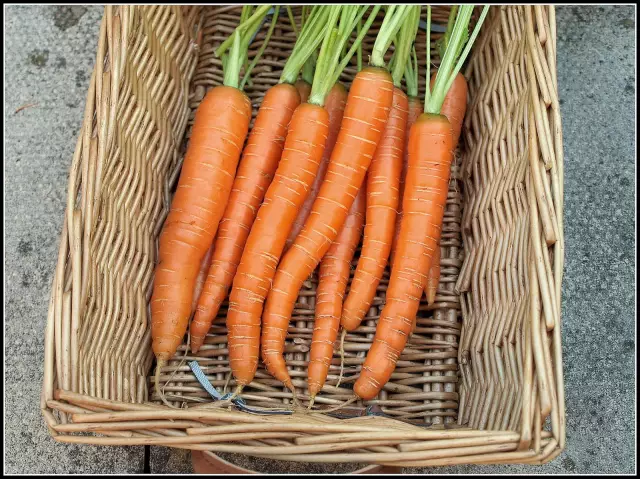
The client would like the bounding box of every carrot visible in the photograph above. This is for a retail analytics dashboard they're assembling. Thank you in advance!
[295,80,312,103]
[261,6,409,392]
[390,45,422,268]
[191,242,214,314]
[354,5,489,401]
[284,82,348,253]
[293,6,315,104]
[430,72,468,149]
[150,7,274,373]
[339,87,407,331]
[189,7,330,354]
[307,185,366,401]
[227,6,373,395]
[340,8,419,335]
[425,240,441,306]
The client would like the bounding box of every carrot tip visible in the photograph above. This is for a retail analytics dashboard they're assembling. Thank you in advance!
[307,395,316,412]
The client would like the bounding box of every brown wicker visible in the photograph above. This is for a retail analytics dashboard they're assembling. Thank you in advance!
[41,5,565,468]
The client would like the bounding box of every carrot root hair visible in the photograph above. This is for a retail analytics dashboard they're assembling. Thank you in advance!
[316,395,358,414]
[307,395,316,411]
[154,359,174,409]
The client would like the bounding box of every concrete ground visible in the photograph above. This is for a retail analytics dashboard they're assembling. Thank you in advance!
[4,5,636,474]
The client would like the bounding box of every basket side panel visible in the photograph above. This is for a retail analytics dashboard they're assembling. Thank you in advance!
[43,5,202,410]
[457,4,565,455]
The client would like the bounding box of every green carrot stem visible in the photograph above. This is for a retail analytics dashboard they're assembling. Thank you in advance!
[301,51,316,84]
[424,6,432,108]
[426,5,490,114]
[330,5,381,85]
[216,5,271,58]
[280,6,330,85]
[404,45,419,98]
[444,6,489,94]
[356,18,363,72]
[391,5,420,87]
[371,5,411,68]
[286,6,298,37]
[240,6,280,90]
[223,25,244,89]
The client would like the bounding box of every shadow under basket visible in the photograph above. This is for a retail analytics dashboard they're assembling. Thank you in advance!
[42,5,566,469]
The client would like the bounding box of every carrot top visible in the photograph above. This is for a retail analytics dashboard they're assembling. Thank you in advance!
[308,6,381,106]
[280,6,332,85]
[389,6,421,88]
[239,7,281,90]
[370,6,413,68]
[404,45,419,99]
[425,5,490,115]
[215,5,274,89]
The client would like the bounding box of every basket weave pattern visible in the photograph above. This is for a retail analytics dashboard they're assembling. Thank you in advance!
[42,5,565,467]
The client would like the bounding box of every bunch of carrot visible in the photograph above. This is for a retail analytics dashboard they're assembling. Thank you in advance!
[150,5,489,408]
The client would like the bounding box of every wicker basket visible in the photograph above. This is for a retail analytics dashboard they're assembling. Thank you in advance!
[41,5,565,468]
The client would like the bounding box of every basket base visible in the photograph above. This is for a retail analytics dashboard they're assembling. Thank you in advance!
[191,451,402,474]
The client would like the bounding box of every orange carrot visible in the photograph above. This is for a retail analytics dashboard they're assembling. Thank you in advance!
[261,6,394,392]
[151,6,274,387]
[189,83,300,353]
[189,7,332,354]
[354,5,489,401]
[308,188,366,400]
[191,242,214,314]
[226,102,329,392]
[262,67,394,389]
[227,6,378,395]
[295,80,312,103]
[425,240,441,305]
[307,184,366,401]
[390,96,422,266]
[285,82,348,253]
[151,85,252,364]
[340,86,408,332]
[355,113,453,400]
[430,71,467,149]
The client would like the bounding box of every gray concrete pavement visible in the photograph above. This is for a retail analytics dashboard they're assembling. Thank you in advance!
[4,5,636,474]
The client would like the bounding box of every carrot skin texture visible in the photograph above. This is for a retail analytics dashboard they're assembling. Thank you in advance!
[308,185,366,398]
[354,113,454,401]
[295,80,312,104]
[285,83,348,253]
[190,84,301,353]
[226,103,330,387]
[191,242,215,314]
[390,96,422,267]
[425,240,441,305]
[430,71,468,148]
[261,67,394,387]
[341,87,408,332]
[151,86,251,361]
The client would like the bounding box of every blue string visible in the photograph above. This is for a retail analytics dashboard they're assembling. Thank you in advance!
[188,360,292,415]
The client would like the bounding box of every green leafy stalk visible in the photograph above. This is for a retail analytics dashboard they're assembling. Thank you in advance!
[301,51,317,84]
[216,5,271,58]
[404,45,419,99]
[286,6,298,37]
[424,5,432,108]
[426,5,490,114]
[330,5,381,86]
[219,5,273,89]
[371,5,411,68]
[240,7,280,90]
[309,5,379,105]
[356,18,363,72]
[279,6,331,85]
[391,5,421,87]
